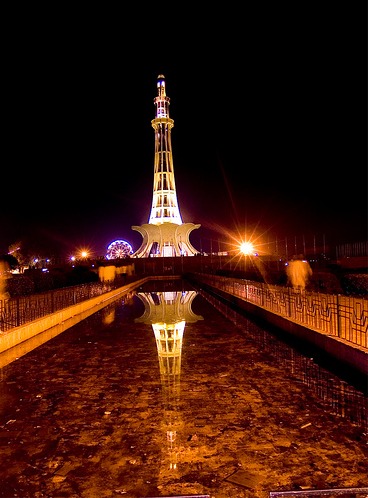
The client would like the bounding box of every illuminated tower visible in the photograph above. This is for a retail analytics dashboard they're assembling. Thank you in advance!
[135,286,203,472]
[132,74,200,258]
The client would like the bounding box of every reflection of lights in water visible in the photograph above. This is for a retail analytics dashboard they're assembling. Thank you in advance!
[135,289,203,472]
[167,430,176,443]
[103,309,115,325]
[102,294,133,326]
[167,430,177,470]
[202,289,367,431]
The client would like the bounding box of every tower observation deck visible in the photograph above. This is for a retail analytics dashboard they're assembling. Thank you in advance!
[132,75,200,258]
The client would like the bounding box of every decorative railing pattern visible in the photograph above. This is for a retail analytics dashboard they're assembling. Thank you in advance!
[0,280,125,332]
[190,273,368,350]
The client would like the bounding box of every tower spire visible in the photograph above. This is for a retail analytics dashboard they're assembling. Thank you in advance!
[131,74,200,258]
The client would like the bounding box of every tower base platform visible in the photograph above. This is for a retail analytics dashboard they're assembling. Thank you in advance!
[131,222,201,258]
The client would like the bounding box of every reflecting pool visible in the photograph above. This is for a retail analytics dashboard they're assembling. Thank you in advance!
[0,279,367,498]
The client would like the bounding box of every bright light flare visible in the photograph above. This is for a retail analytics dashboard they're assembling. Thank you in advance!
[240,241,254,255]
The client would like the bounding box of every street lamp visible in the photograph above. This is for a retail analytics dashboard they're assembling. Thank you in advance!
[239,241,255,274]
[240,242,254,256]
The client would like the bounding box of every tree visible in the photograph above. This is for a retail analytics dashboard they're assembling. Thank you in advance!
[0,253,19,271]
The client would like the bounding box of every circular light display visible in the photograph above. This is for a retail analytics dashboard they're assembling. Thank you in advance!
[106,240,133,259]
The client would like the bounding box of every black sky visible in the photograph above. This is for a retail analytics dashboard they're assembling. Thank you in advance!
[1,5,366,258]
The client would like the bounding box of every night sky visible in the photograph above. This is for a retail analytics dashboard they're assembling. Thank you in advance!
[1,5,366,259]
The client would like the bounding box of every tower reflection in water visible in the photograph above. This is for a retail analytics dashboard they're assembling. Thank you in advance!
[135,283,203,471]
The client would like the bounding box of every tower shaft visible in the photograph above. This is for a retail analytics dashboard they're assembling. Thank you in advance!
[149,75,182,225]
